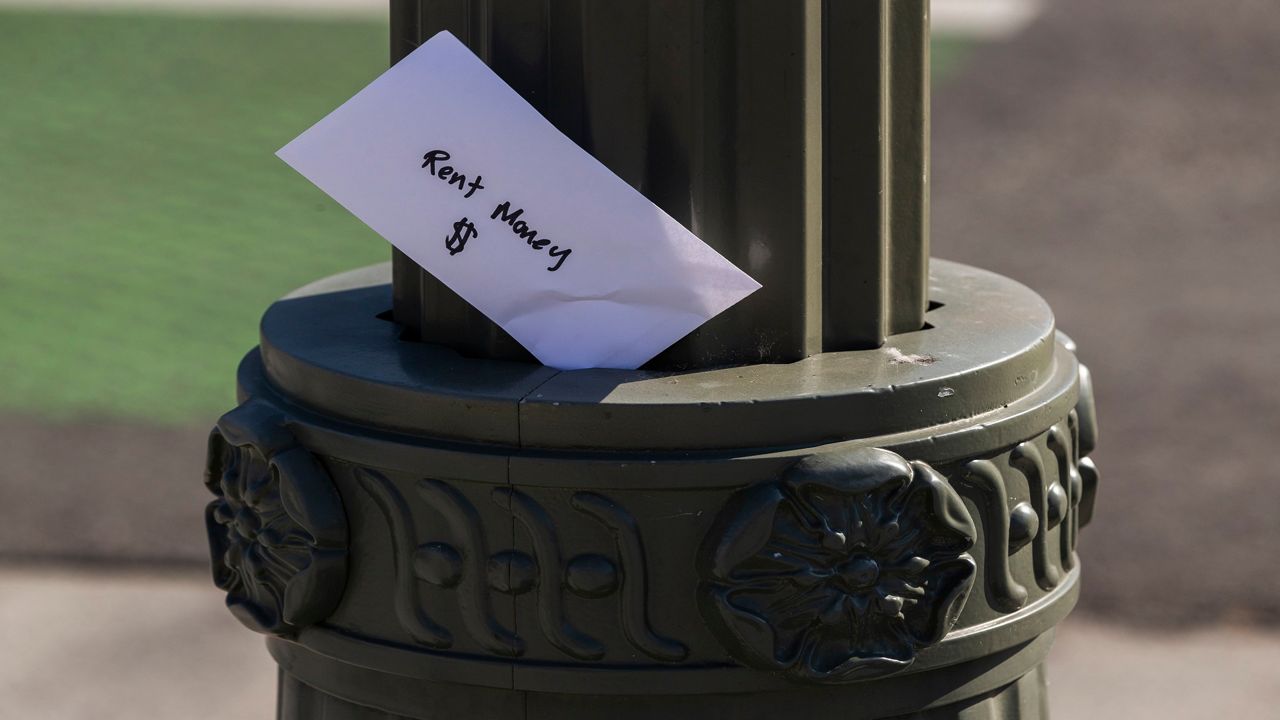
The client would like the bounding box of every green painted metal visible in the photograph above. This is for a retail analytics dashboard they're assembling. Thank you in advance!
[213,261,1096,720]
[389,0,930,367]
[202,3,1099,719]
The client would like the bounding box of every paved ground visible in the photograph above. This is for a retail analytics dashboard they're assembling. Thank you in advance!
[932,0,1280,624]
[0,567,275,720]
[0,418,210,565]
[2,566,1276,719]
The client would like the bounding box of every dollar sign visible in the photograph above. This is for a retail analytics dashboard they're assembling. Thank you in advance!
[445,217,478,256]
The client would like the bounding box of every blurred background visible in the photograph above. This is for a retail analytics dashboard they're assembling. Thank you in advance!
[1,0,1277,717]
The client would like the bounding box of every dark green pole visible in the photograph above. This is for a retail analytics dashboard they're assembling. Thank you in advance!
[390,0,929,366]
[203,3,1099,719]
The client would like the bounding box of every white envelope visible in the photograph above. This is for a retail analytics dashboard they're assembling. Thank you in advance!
[278,31,760,370]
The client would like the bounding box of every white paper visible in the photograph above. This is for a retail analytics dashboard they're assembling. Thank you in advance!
[277,31,760,370]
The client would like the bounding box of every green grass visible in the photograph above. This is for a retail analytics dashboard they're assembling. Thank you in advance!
[0,9,972,426]
[0,10,389,424]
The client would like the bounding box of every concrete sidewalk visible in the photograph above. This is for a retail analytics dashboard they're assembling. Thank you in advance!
[2,566,1276,719]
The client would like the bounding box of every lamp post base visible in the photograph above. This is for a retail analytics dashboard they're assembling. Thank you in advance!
[276,638,1055,719]
[204,260,1097,720]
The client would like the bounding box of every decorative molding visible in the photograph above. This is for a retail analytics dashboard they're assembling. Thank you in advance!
[1008,501,1039,554]
[487,549,537,595]
[572,492,690,662]
[1047,423,1078,571]
[494,487,604,661]
[416,479,523,657]
[357,469,454,648]
[1074,363,1101,527]
[957,460,1029,613]
[699,448,977,683]
[1075,364,1099,457]
[1010,441,1061,591]
[356,476,681,662]
[1078,457,1100,527]
[955,381,1099,617]
[565,554,619,598]
[219,357,1100,672]
[205,402,348,636]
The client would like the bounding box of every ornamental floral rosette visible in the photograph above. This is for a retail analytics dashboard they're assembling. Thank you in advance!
[699,448,977,683]
[204,402,348,636]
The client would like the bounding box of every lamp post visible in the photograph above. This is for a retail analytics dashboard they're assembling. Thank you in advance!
[204,2,1098,718]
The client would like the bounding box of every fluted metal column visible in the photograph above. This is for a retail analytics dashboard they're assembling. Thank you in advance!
[390,0,930,367]
[203,4,1099,719]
